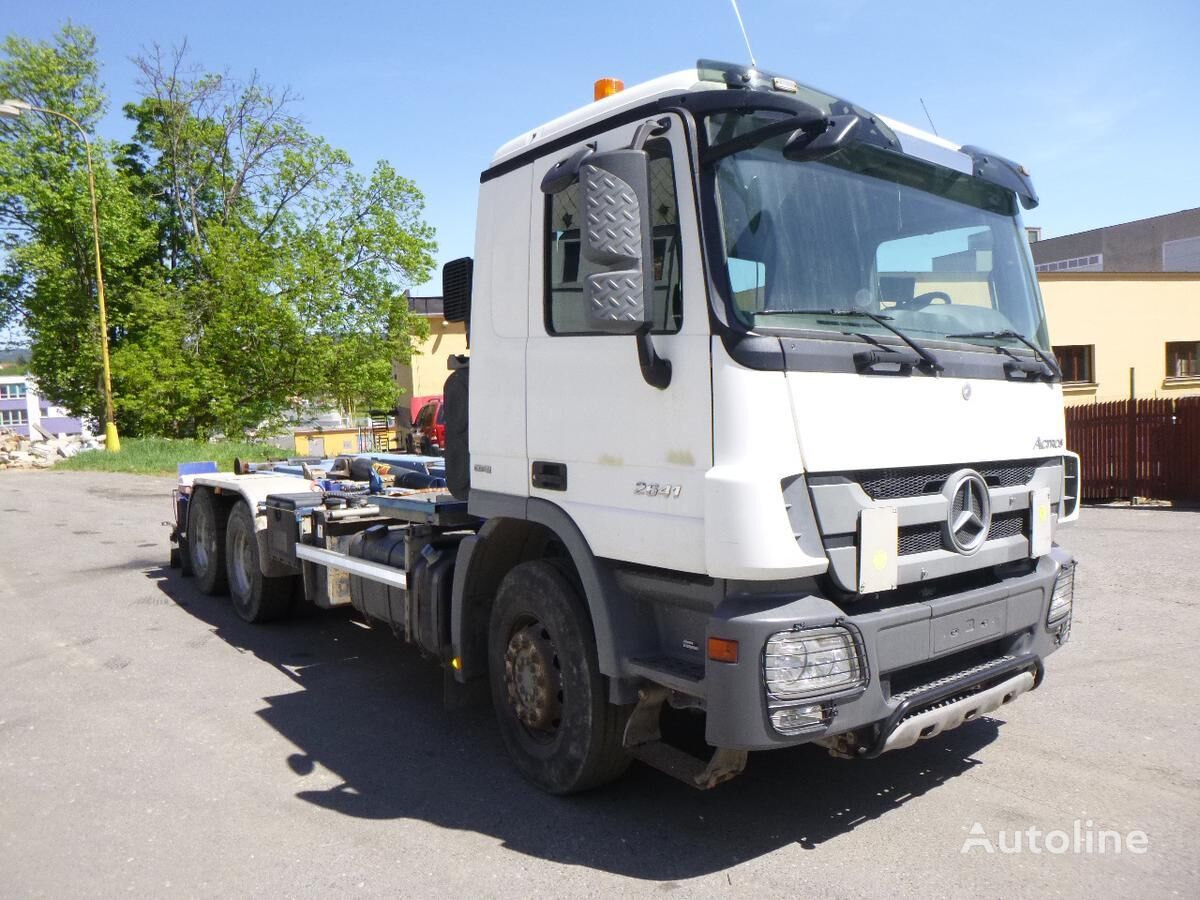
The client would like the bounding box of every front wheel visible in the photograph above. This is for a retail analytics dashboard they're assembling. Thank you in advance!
[225,502,294,623]
[488,561,631,794]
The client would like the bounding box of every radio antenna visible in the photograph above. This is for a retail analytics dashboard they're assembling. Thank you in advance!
[919,97,939,135]
[729,0,758,69]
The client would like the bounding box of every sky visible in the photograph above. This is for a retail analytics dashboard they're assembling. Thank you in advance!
[5,0,1199,291]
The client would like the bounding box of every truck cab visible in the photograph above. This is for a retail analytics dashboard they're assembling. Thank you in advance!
[452,60,1077,781]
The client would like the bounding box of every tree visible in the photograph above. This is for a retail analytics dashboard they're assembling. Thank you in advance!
[0,28,435,438]
[0,25,154,427]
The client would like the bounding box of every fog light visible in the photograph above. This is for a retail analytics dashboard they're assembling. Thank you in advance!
[764,626,865,700]
[1048,563,1075,624]
[770,703,826,735]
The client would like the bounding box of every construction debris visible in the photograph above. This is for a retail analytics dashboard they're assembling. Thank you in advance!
[0,427,103,470]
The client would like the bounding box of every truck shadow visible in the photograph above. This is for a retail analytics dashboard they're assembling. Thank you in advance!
[149,565,1001,881]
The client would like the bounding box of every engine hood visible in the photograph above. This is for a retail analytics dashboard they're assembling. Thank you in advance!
[785,370,1067,473]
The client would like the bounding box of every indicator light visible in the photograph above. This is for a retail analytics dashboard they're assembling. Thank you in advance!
[594,78,624,102]
[708,636,739,663]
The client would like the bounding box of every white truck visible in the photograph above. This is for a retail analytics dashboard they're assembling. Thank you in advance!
[169,60,1080,794]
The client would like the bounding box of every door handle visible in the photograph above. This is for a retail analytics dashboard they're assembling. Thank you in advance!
[531,461,567,491]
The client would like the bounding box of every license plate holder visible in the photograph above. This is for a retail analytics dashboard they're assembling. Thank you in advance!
[931,599,1008,654]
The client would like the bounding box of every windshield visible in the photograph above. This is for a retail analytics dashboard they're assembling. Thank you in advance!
[708,111,1049,350]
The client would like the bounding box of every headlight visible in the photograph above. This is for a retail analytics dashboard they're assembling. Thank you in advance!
[1048,563,1075,624]
[764,626,865,700]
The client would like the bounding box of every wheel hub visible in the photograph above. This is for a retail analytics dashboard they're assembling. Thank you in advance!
[504,624,562,731]
[192,517,211,569]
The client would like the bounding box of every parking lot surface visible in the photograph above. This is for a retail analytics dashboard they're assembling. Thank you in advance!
[1,470,1197,898]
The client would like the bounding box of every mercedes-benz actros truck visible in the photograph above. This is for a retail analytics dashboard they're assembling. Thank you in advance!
[169,60,1080,794]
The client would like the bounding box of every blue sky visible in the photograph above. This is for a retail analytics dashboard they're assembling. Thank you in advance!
[5,0,1198,290]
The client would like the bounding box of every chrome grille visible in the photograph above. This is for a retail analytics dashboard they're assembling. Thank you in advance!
[857,460,1041,501]
[897,511,1026,556]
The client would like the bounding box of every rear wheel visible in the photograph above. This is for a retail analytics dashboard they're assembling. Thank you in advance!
[225,502,294,623]
[189,489,228,596]
[488,560,631,794]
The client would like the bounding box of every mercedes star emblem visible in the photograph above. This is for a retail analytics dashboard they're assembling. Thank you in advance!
[942,469,992,554]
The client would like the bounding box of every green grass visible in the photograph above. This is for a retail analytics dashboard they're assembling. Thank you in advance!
[56,437,285,476]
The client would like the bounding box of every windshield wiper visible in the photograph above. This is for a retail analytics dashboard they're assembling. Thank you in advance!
[757,307,944,374]
[947,330,1062,380]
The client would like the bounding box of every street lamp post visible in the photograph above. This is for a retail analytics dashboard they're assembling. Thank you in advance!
[0,99,120,452]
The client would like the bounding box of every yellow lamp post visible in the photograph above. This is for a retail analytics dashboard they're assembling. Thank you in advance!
[0,99,120,451]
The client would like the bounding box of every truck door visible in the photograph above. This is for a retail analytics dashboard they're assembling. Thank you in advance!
[525,114,711,575]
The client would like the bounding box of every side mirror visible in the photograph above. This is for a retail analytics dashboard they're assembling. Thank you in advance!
[579,148,653,335]
[442,257,473,323]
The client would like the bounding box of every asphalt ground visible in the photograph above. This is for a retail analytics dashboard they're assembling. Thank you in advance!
[1,470,1197,898]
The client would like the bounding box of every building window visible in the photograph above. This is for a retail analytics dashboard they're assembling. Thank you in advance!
[545,139,682,335]
[1166,341,1200,379]
[0,409,28,426]
[0,382,28,400]
[1035,254,1102,272]
[1053,345,1095,384]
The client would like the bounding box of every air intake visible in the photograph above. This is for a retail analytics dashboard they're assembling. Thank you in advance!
[442,257,473,324]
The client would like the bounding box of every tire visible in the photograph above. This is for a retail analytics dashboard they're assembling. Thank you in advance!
[225,502,294,624]
[189,489,228,596]
[488,560,631,794]
[179,537,194,577]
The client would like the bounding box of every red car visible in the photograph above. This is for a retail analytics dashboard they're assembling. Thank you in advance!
[411,397,445,455]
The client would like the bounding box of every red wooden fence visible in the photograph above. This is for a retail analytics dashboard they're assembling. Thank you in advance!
[1065,396,1200,503]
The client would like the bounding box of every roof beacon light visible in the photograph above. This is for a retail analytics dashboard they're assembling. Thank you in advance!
[594,78,624,102]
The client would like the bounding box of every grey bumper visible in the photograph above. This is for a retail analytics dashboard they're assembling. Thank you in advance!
[702,548,1074,751]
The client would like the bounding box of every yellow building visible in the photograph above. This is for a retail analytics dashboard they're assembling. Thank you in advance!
[392,296,468,417]
[1040,272,1200,405]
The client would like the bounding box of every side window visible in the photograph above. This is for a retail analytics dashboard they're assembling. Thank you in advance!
[545,138,683,335]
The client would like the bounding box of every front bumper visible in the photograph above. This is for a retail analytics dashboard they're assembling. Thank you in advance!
[866,659,1038,757]
[701,547,1074,751]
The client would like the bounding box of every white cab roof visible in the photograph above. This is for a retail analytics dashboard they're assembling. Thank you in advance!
[490,67,974,176]
[490,71,719,166]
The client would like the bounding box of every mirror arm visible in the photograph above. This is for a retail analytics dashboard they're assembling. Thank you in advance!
[701,109,826,165]
[636,331,672,390]
[629,116,672,152]
[541,143,596,194]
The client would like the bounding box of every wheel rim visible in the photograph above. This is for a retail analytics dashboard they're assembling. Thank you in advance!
[230,526,253,598]
[192,511,211,571]
[503,619,563,741]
